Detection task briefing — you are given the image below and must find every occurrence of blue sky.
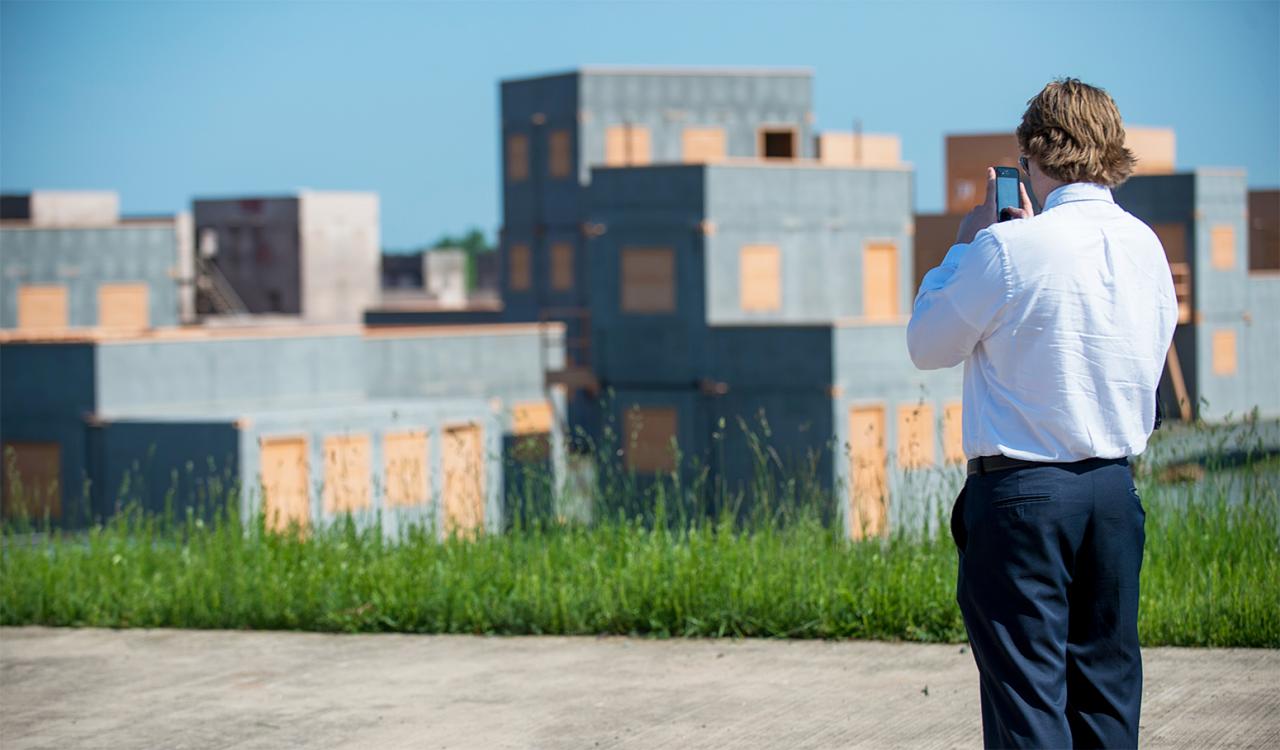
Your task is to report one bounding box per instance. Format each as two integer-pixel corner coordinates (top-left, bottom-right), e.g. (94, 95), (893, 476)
(2, 0), (1277, 249)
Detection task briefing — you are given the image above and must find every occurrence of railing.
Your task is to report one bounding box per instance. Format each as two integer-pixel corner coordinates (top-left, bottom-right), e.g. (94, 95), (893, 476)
(195, 255), (249, 316)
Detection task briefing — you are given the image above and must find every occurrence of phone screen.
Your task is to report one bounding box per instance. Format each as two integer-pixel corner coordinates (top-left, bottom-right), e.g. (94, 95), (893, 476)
(995, 166), (1020, 221)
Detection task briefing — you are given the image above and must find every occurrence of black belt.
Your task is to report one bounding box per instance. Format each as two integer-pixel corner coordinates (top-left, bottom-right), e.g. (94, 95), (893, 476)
(967, 454), (1127, 476)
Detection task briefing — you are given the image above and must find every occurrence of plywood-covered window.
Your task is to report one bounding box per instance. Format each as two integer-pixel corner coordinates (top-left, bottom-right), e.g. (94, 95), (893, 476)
(17, 285), (69, 331)
(548, 129), (572, 179)
(323, 434), (372, 514)
(849, 405), (888, 540)
(623, 406), (678, 474)
(896, 403), (935, 470)
(260, 436), (310, 532)
(862, 241), (899, 320)
(512, 401), (554, 436)
(942, 402), (964, 465)
(1, 442), (61, 521)
(506, 134), (529, 182)
(1212, 329), (1238, 376)
(682, 127), (726, 164)
(550, 241), (574, 291)
(508, 243), (531, 291)
(620, 247), (675, 313)
(97, 283), (149, 329)
(443, 424), (485, 535)
(605, 125), (652, 167)
(740, 244), (781, 312)
(759, 127), (798, 160)
(1210, 225), (1235, 270)
(383, 431), (429, 508)
(512, 401), (554, 462)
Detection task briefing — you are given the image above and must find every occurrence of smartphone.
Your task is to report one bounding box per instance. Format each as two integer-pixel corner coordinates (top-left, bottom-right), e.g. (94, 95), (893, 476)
(995, 166), (1021, 222)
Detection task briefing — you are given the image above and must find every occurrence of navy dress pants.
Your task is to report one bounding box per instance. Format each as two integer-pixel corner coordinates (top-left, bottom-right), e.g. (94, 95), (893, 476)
(951, 458), (1145, 749)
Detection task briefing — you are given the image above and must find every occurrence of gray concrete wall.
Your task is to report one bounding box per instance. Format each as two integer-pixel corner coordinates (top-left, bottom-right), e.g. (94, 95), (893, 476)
(298, 192), (381, 323)
(1191, 172), (1260, 419)
(94, 332), (366, 416)
(703, 164), (913, 324)
(0, 223), (184, 329)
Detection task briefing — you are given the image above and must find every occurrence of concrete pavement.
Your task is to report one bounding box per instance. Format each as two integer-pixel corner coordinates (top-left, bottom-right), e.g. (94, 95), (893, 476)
(1, 627), (1277, 749)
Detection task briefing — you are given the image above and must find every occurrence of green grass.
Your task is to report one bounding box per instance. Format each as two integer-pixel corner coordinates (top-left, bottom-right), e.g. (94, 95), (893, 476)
(2, 430), (1277, 646)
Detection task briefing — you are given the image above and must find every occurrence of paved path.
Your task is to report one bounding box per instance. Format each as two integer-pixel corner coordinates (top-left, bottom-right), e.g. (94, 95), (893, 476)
(1, 627), (1276, 749)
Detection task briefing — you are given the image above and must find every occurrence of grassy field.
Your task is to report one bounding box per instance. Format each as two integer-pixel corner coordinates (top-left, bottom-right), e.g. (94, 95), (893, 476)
(2, 434), (1277, 646)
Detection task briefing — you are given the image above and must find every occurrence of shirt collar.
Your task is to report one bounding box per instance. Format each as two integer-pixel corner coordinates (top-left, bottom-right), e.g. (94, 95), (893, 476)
(1042, 182), (1115, 212)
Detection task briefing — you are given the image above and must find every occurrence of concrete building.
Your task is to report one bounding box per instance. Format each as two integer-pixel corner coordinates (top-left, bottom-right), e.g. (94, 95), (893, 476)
(0, 323), (566, 533)
(585, 161), (963, 538)
(192, 192), (379, 323)
(497, 67), (815, 362)
(1, 191), (193, 331)
(1113, 170), (1280, 421)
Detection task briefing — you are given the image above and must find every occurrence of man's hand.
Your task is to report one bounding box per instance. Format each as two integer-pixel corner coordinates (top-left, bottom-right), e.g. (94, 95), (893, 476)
(955, 168), (1036, 245)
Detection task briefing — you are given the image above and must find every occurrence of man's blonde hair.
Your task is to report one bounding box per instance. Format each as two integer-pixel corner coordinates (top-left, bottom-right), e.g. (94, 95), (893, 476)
(1016, 78), (1136, 188)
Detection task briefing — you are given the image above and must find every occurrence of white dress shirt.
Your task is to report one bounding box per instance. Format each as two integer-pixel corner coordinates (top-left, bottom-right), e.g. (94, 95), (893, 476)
(908, 182), (1178, 462)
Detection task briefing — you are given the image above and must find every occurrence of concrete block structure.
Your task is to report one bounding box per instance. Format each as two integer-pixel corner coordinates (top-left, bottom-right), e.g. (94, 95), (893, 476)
(497, 67), (815, 362)
(1, 191), (193, 331)
(1113, 170), (1280, 421)
(192, 192), (379, 323)
(0, 324), (566, 533)
(586, 162), (963, 537)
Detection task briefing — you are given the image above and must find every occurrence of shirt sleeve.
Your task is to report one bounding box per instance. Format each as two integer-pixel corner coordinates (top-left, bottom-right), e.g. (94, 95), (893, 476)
(907, 229), (1012, 370)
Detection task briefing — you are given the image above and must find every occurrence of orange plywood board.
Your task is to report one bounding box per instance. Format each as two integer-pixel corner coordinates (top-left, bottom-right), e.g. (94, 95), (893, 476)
(1210, 225), (1236, 271)
(383, 431), (429, 508)
(260, 436), (310, 532)
(605, 125), (651, 166)
(862, 242), (899, 320)
(739, 244), (781, 312)
(896, 403), (936, 470)
(815, 132), (901, 167)
(943, 402), (964, 464)
(848, 405), (887, 540)
(1212, 329), (1238, 376)
(97, 283), (149, 329)
(443, 424), (485, 536)
(323, 434), (372, 514)
(682, 127), (726, 164)
(17, 285), (69, 331)
(512, 401), (554, 436)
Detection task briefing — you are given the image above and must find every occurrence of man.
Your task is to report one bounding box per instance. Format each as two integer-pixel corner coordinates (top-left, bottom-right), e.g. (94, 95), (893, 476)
(907, 79), (1178, 749)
